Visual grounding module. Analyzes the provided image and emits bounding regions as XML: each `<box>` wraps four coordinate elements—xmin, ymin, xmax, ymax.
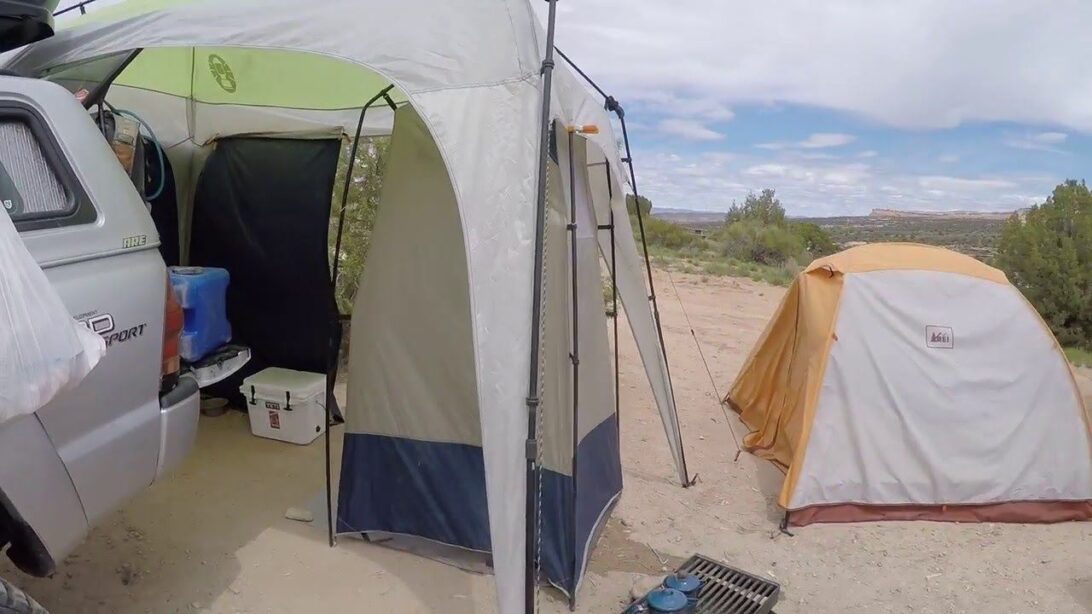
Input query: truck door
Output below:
<box><xmin>2</xmin><ymin>79</ymin><xmax>167</xmax><ymax>527</ymax></box>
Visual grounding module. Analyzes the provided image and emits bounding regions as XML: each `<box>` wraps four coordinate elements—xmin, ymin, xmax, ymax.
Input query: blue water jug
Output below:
<box><xmin>169</xmin><ymin>266</ymin><xmax>232</xmax><ymax>362</ymax></box>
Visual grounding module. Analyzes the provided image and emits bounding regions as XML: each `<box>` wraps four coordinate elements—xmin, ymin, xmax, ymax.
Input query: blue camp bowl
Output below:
<box><xmin>646</xmin><ymin>587</ymin><xmax>691</xmax><ymax>613</ymax></box>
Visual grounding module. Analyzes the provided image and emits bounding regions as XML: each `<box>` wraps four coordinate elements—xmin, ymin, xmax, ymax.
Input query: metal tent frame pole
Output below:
<box><xmin>326</xmin><ymin>85</ymin><xmax>398</xmax><ymax>549</ymax></box>
<box><xmin>604</xmin><ymin>163</ymin><xmax>619</xmax><ymax>448</ymax></box>
<box><xmin>565</xmin><ymin>127</ymin><xmax>580</xmax><ymax>613</ymax></box>
<box><xmin>525</xmin><ymin>0</ymin><xmax>561</xmax><ymax>611</ymax></box>
<box><xmin>593</xmin><ymin>161</ymin><xmax>620</xmax><ymax>455</ymax></box>
<box><xmin>556</xmin><ymin>49</ymin><xmax>693</xmax><ymax>487</ymax></box>
<box><xmin>54</xmin><ymin>0</ymin><xmax>100</xmax><ymax>16</ymax></box>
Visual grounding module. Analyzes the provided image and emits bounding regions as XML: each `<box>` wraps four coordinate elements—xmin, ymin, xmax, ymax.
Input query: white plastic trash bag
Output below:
<box><xmin>0</xmin><ymin>208</ymin><xmax>106</xmax><ymax>423</ymax></box>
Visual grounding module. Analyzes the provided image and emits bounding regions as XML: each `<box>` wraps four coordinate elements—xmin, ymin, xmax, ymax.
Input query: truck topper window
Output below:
<box><xmin>0</xmin><ymin>120</ymin><xmax>69</xmax><ymax>220</ymax></box>
<box><xmin>0</xmin><ymin>158</ymin><xmax>24</xmax><ymax>216</ymax></box>
<box><xmin>0</xmin><ymin>104</ymin><xmax>97</xmax><ymax>232</ymax></box>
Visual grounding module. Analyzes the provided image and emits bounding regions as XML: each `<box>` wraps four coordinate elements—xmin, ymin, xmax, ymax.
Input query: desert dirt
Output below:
<box><xmin>3</xmin><ymin>270</ymin><xmax>1091</xmax><ymax>613</ymax></box>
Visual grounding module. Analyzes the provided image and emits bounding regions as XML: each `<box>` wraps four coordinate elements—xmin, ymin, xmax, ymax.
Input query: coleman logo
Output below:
<box><xmin>926</xmin><ymin>325</ymin><xmax>954</xmax><ymax>349</ymax></box>
<box><xmin>208</xmin><ymin>54</ymin><xmax>237</xmax><ymax>94</ymax></box>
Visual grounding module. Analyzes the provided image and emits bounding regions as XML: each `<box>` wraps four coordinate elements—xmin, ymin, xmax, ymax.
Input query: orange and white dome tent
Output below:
<box><xmin>727</xmin><ymin>243</ymin><xmax>1092</xmax><ymax>526</ymax></box>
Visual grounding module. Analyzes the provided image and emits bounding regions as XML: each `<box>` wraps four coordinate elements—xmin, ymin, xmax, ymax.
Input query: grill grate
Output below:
<box><xmin>623</xmin><ymin>554</ymin><xmax>780</xmax><ymax>614</ymax></box>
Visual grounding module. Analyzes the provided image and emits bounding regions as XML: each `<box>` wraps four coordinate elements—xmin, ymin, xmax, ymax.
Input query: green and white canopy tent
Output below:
<box><xmin>5</xmin><ymin>0</ymin><xmax>691</xmax><ymax>610</ymax></box>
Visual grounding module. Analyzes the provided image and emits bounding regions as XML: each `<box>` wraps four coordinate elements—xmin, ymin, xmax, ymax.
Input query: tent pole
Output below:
<box><xmin>331</xmin><ymin>84</ymin><xmax>398</xmax><ymax>291</ymax></box>
<box><xmin>54</xmin><ymin>0</ymin><xmax>101</xmax><ymax>17</ymax></box>
<box><xmin>565</xmin><ymin>128</ymin><xmax>580</xmax><ymax>613</ymax></box>
<box><xmin>555</xmin><ymin>49</ymin><xmax>608</xmax><ymax>100</ymax></box>
<box><xmin>555</xmin><ymin>48</ymin><xmax>692</xmax><ymax>487</ymax></box>
<box><xmin>606</xmin><ymin>163</ymin><xmax>619</xmax><ymax>450</ymax></box>
<box><xmin>526</xmin><ymin>0</ymin><xmax>560</xmax><ymax>611</ymax></box>
<box><xmin>326</xmin><ymin>84</ymin><xmax>398</xmax><ymax>549</ymax></box>
<box><xmin>594</xmin><ymin>167</ymin><xmax>621</xmax><ymax>453</ymax></box>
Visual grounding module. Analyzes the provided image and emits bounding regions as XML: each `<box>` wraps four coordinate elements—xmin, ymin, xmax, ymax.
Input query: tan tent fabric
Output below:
<box><xmin>728</xmin><ymin>243</ymin><xmax>1092</xmax><ymax>524</ymax></box>
<box><xmin>727</xmin><ymin>263</ymin><xmax>842</xmax><ymax>491</ymax></box>
<box><xmin>805</xmin><ymin>242</ymin><xmax>1009</xmax><ymax>284</ymax></box>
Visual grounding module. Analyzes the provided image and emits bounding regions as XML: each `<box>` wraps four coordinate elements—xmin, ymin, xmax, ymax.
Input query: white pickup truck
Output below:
<box><xmin>0</xmin><ymin>3</ymin><xmax>200</xmax><ymax>612</ymax></box>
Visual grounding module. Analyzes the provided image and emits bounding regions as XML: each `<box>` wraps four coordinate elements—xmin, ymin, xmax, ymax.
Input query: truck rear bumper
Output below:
<box><xmin>156</xmin><ymin>374</ymin><xmax>199</xmax><ymax>480</ymax></box>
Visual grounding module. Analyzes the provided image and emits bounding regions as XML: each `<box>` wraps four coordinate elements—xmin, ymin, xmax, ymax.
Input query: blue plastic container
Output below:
<box><xmin>169</xmin><ymin>266</ymin><xmax>232</xmax><ymax>362</ymax></box>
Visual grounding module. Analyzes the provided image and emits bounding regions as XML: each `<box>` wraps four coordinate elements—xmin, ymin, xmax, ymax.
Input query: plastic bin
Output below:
<box><xmin>169</xmin><ymin>266</ymin><xmax>232</xmax><ymax>362</ymax></box>
<box><xmin>240</xmin><ymin>368</ymin><xmax>327</xmax><ymax>445</ymax></box>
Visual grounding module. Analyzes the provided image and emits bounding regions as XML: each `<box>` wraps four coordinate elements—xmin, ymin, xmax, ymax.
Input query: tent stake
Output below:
<box><xmin>779</xmin><ymin>512</ymin><xmax>795</xmax><ymax>538</ymax></box>
<box><xmin>326</xmin><ymin>84</ymin><xmax>398</xmax><ymax>549</ymax></box>
<box><xmin>526</xmin><ymin>0</ymin><xmax>561</xmax><ymax>611</ymax></box>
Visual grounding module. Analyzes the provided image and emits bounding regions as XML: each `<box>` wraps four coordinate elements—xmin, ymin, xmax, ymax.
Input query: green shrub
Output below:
<box><xmin>997</xmin><ymin>180</ymin><xmax>1092</xmax><ymax>349</ymax></box>
<box><xmin>627</xmin><ymin>194</ymin><xmax>653</xmax><ymax>217</ymax></box>
<box><xmin>1066</xmin><ymin>346</ymin><xmax>1092</xmax><ymax>368</ymax></box>
<box><xmin>757</xmin><ymin>264</ymin><xmax>798</xmax><ymax>286</ymax></box>
<box><xmin>717</xmin><ymin>189</ymin><xmax>834</xmax><ymax>264</ymax></box>
<box><xmin>717</xmin><ymin>219</ymin><xmax>807</xmax><ymax>265</ymax></box>
<box><xmin>791</xmin><ymin>221</ymin><xmax>837</xmax><ymax>257</ymax></box>
<box><xmin>624</xmin><ymin>188</ymin><xmax>824</xmax><ymax>288</ymax></box>
<box><xmin>602</xmin><ymin>275</ymin><xmax>616</xmax><ymax>318</ymax></box>
<box><xmin>328</xmin><ymin>138</ymin><xmax>390</xmax><ymax>314</ymax></box>
<box><xmin>724</xmin><ymin>188</ymin><xmax>786</xmax><ymax>226</ymax></box>
<box><xmin>640</xmin><ymin>215</ymin><xmax>706</xmax><ymax>250</ymax></box>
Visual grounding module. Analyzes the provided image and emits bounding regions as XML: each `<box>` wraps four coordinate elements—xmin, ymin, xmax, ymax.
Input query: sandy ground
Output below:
<box><xmin>3</xmin><ymin>270</ymin><xmax>1091</xmax><ymax>613</ymax></box>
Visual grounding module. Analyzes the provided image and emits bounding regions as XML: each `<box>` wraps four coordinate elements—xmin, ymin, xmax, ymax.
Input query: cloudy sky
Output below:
<box><xmin>53</xmin><ymin>0</ymin><xmax>1092</xmax><ymax>217</ymax></box>
<box><xmin>544</xmin><ymin>0</ymin><xmax>1092</xmax><ymax>216</ymax></box>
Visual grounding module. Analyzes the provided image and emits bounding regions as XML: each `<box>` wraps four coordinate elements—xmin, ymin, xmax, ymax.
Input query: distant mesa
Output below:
<box><xmin>652</xmin><ymin>207</ymin><xmax>1029</xmax><ymax>223</ymax></box>
<box><xmin>868</xmin><ymin>208</ymin><xmax>1027</xmax><ymax>221</ymax></box>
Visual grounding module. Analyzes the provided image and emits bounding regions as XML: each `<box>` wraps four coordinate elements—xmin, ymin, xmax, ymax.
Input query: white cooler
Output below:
<box><xmin>240</xmin><ymin>368</ymin><xmax>327</xmax><ymax>445</ymax></box>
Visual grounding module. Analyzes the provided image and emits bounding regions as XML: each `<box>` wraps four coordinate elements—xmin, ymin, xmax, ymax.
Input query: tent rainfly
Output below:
<box><xmin>4</xmin><ymin>0</ymin><xmax>691</xmax><ymax>610</ymax></box>
<box><xmin>728</xmin><ymin>243</ymin><xmax>1092</xmax><ymax>527</ymax></box>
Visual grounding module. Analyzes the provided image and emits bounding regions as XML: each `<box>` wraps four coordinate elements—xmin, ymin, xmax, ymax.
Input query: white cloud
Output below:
<box><xmin>800</xmin><ymin>133</ymin><xmax>857</xmax><ymax>149</ymax></box>
<box><xmin>657</xmin><ymin>118</ymin><xmax>724</xmax><ymax>141</ymax></box>
<box><xmin>757</xmin><ymin>132</ymin><xmax>856</xmax><ymax>150</ymax></box>
<box><xmin>917</xmin><ymin>176</ymin><xmax>1017</xmax><ymax>192</ymax></box>
<box><xmin>700</xmin><ymin>151</ymin><xmax>738</xmax><ymax>164</ymax></box>
<box><xmin>743</xmin><ymin>163</ymin><xmax>789</xmax><ymax>177</ymax></box>
<box><xmin>740</xmin><ymin>161</ymin><xmax>871</xmax><ymax>192</ymax></box>
<box><xmin>857</xmin><ymin>150</ymin><xmax>879</xmax><ymax>159</ymax></box>
<box><xmin>938</xmin><ymin>153</ymin><xmax>960</xmax><ymax>163</ymax></box>
<box><xmin>636</xmin><ymin>92</ymin><xmax>735</xmax><ymax>121</ymax></box>
<box><xmin>632</xmin><ymin>144</ymin><xmax>1053</xmax><ymax>216</ymax></box>
<box><xmin>1034</xmin><ymin>132</ymin><xmax>1068</xmax><ymax>144</ymax></box>
<box><xmin>796</xmin><ymin>152</ymin><xmax>840</xmax><ymax>160</ymax></box>
<box><xmin>1004</xmin><ymin>131</ymin><xmax>1069</xmax><ymax>152</ymax></box>
<box><xmin>546</xmin><ymin>1</ymin><xmax>1092</xmax><ymax>132</ymax></box>
<box><xmin>822</xmin><ymin>163</ymin><xmax>871</xmax><ymax>185</ymax></box>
